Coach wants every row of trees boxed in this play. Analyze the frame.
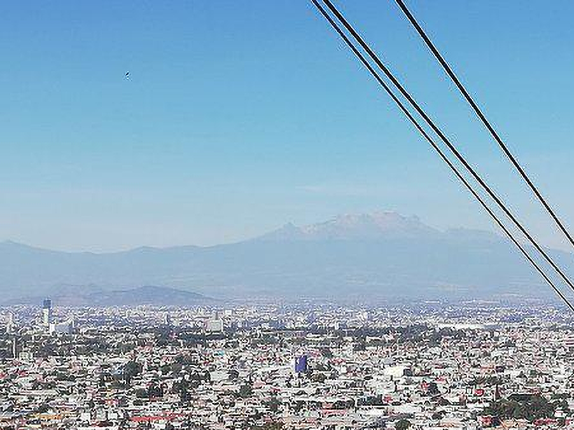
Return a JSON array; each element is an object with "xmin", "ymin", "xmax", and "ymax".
[{"xmin": 484, "ymin": 394, "xmax": 569, "ymax": 422}]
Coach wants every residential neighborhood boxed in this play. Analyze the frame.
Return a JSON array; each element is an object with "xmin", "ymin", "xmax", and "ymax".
[{"xmin": 0, "ymin": 301, "xmax": 572, "ymax": 429}]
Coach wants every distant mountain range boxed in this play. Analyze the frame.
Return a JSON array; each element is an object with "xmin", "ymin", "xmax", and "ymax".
[
  {"xmin": 1, "ymin": 211, "xmax": 571, "ymax": 303},
  {"xmin": 6, "ymin": 285, "xmax": 213, "ymax": 307},
  {"xmin": 258, "ymin": 212, "xmax": 439, "ymax": 241}
]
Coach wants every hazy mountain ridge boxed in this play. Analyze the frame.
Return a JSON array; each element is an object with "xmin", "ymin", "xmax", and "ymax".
[
  {"xmin": 6, "ymin": 285, "xmax": 213, "ymax": 307},
  {"xmin": 0, "ymin": 212, "xmax": 570, "ymax": 301},
  {"xmin": 257, "ymin": 212, "xmax": 440, "ymax": 241}
]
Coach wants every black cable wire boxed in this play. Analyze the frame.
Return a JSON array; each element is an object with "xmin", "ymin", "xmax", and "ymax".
[
  {"xmin": 309, "ymin": 0, "xmax": 574, "ymax": 310},
  {"xmin": 318, "ymin": 0, "xmax": 574, "ymax": 297},
  {"xmin": 394, "ymin": 0, "xmax": 574, "ymax": 253}
]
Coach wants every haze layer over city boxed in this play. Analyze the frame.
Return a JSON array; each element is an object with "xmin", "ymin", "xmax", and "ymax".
[{"xmin": 2, "ymin": 1, "xmax": 574, "ymax": 430}]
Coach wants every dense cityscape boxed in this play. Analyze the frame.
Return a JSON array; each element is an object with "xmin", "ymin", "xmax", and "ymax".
[
  {"xmin": 4, "ymin": 0, "xmax": 574, "ymax": 430},
  {"xmin": 0, "ymin": 300, "xmax": 573, "ymax": 429}
]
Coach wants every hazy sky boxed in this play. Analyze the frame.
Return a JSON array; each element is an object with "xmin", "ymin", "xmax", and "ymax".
[{"xmin": 2, "ymin": 1, "xmax": 574, "ymax": 252}]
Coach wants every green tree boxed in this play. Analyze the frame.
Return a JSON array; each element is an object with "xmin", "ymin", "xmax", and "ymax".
[
  {"xmin": 484, "ymin": 394, "xmax": 556, "ymax": 422},
  {"xmin": 395, "ymin": 419, "xmax": 411, "ymax": 430},
  {"xmin": 123, "ymin": 361, "xmax": 142, "ymax": 384},
  {"xmin": 239, "ymin": 383, "xmax": 253, "ymax": 398}
]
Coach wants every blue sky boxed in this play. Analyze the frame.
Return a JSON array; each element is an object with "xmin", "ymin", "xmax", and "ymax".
[{"xmin": 2, "ymin": 0, "xmax": 574, "ymax": 252}]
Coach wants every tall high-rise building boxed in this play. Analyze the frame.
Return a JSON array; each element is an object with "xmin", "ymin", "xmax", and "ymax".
[
  {"xmin": 42, "ymin": 298, "xmax": 52, "ymax": 326},
  {"xmin": 205, "ymin": 311, "xmax": 224, "ymax": 333},
  {"xmin": 11, "ymin": 337, "xmax": 17, "ymax": 359},
  {"xmin": 295, "ymin": 355, "xmax": 308, "ymax": 373},
  {"xmin": 163, "ymin": 312, "xmax": 172, "ymax": 326},
  {"xmin": 6, "ymin": 312, "xmax": 15, "ymax": 334}
]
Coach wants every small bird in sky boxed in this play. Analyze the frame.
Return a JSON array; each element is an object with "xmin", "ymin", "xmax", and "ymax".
[{"xmin": 125, "ymin": 71, "xmax": 130, "ymax": 79}]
